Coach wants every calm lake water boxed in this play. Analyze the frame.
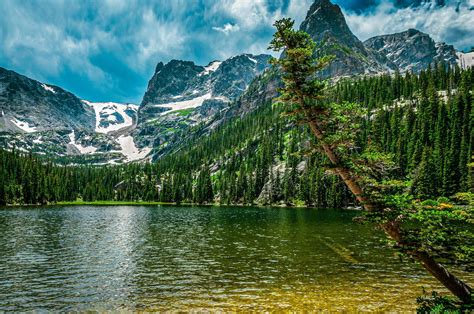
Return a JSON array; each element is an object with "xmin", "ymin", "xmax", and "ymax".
[{"xmin": 0, "ymin": 205, "xmax": 471, "ymax": 311}]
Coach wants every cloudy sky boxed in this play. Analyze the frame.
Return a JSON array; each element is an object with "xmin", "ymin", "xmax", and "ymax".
[{"xmin": 0, "ymin": 0, "xmax": 472, "ymax": 103}]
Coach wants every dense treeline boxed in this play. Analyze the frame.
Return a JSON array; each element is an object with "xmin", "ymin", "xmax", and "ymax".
[
  {"xmin": 1, "ymin": 65, "xmax": 472, "ymax": 206},
  {"xmin": 334, "ymin": 64, "xmax": 473, "ymax": 198}
]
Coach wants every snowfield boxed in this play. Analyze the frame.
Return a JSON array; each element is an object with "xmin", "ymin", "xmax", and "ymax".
[
  {"xmin": 457, "ymin": 51, "xmax": 474, "ymax": 69},
  {"xmin": 83, "ymin": 100, "xmax": 138, "ymax": 134},
  {"xmin": 117, "ymin": 135, "xmax": 151, "ymax": 162},
  {"xmin": 11, "ymin": 118, "xmax": 37, "ymax": 133},
  {"xmin": 33, "ymin": 137, "xmax": 43, "ymax": 144},
  {"xmin": 199, "ymin": 61, "xmax": 222, "ymax": 76},
  {"xmin": 68, "ymin": 131, "xmax": 97, "ymax": 154},
  {"xmin": 247, "ymin": 56, "xmax": 257, "ymax": 63},
  {"xmin": 154, "ymin": 93, "xmax": 212, "ymax": 114},
  {"xmin": 41, "ymin": 83, "xmax": 56, "ymax": 94}
]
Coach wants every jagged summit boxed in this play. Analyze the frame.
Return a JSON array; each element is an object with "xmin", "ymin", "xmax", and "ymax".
[
  {"xmin": 0, "ymin": 67, "xmax": 95, "ymax": 133},
  {"xmin": 134, "ymin": 53, "xmax": 271, "ymax": 155},
  {"xmin": 299, "ymin": 0, "xmax": 395, "ymax": 77},
  {"xmin": 364, "ymin": 28, "xmax": 458, "ymax": 72},
  {"xmin": 141, "ymin": 54, "xmax": 270, "ymax": 107},
  {"xmin": 301, "ymin": 0, "xmax": 362, "ymax": 51}
]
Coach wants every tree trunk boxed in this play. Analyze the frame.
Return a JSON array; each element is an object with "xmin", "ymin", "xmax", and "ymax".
[
  {"xmin": 305, "ymin": 116, "xmax": 472, "ymax": 303},
  {"xmin": 416, "ymin": 251, "xmax": 472, "ymax": 303}
]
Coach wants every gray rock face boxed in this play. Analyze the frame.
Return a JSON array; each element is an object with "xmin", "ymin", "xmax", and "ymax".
[
  {"xmin": 364, "ymin": 29, "xmax": 458, "ymax": 72},
  {"xmin": 141, "ymin": 60, "xmax": 205, "ymax": 107},
  {"xmin": 140, "ymin": 54, "xmax": 271, "ymax": 108},
  {"xmin": 211, "ymin": 54, "xmax": 271, "ymax": 99},
  {"xmin": 0, "ymin": 67, "xmax": 95, "ymax": 133},
  {"xmin": 300, "ymin": 0, "xmax": 396, "ymax": 77},
  {"xmin": 0, "ymin": 68, "xmax": 147, "ymax": 164},
  {"xmin": 135, "ymin": 53, "xmax": 272, "ymax": 154}
]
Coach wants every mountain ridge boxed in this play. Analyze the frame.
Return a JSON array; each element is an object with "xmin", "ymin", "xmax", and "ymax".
[
  {"xmin": 364, "ymin": 28, "xmax": 458, "ymax": 72},
  {"xmin": 0, "ymin": 0, "xmax": 472, "ymax": 164}
]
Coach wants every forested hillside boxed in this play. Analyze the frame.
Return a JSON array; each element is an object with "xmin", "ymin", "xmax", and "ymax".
[{"xmin": 1, "ymin": 65, "xmax": 472, "ymax": 206}]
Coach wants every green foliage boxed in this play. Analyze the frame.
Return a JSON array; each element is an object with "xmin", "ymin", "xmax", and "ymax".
[
  {"xmin": 269, "ymin": 18, "xmax": 332, "ymax": 117},
  {"xmin": 175, "ymin": 108, "xmax": 194, "ymax": 116},
  {"xmin": 452, "ymin": 192, "xmax": 474, "ymax": 206},
  {"xmin": 406, "ymin": 202, "xmax": 473, "ymax": 270},
  {"xmin": 416, "ymin": 291, "xmax": 462, "ymax": 313}
]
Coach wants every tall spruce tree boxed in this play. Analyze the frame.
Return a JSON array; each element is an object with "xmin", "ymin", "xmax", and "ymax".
[{"xmin": 269, "ymin": 18, "xmax": 472, "ymax": 304}]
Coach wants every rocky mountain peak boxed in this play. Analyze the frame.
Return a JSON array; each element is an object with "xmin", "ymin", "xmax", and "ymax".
[
  {"xmin": 364, "ymin": 28, "xmax": 458, "ymax": 73},
  {"xmin": 301, "ymin": 0, "xmax": 362, "ymax": 51},
  {"xmin": 135, "ymin": 53, "xmax": 271, "ymax": 156},
  {"xmin": 0, "ymin": 67, "xmax": 95, "ymax": 133},
  {"xmin": 300, "ymin": 0, "xmax": 394, "ymax": 77},
  {"xmin": 141, "ymin": 54, "xmax": 271, "ymax": 107},
  {"xmin": 141, "ymin": 60, "xmax": 205, "ymax": 106}
]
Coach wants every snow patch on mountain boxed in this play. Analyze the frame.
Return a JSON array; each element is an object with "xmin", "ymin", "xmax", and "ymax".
[
  {"xmin": 33, "ymin": 137, "xmax": 43, "ymax": 144},
  {"xmin": 117, "ymin": 135, "xmax": 151, "ymax": 162},
  {"xmin": 457, "ymin": 51, "xmax": 474, "ymax": 69},
  {"xmin": 68, "ymin": 131, "xmax": 97, "ymax": 154},
  {"xmin": 41, "ymin": 83, "xmax": 56, "ymax": 94},
  {"xmin": 247, "ymin": 56, "xmax": 257, "ymax": 63},
  {"xmin": 154, "ymin": 93, "xmax": 213, "ymax": 114},
  {"xmin": 83, "ymin": 101, "xmax": 138, "ymax": 134},
  {"xmin": 11, "ymin": 118, "xmax": 37, "ymax": 133},
  {"xmin": 198, "ymin": 61, "xmax": 222, "ymax": 76}
]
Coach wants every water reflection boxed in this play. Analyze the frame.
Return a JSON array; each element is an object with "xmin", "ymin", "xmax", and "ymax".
[{"xmin": 0, "ymin": 206, "xmax": 471, "ymax": 311}]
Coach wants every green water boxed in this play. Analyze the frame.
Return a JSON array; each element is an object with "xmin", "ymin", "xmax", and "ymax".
[{"xmin": 0, "ymin": 206, "xmax": 471, "ymax": 311}]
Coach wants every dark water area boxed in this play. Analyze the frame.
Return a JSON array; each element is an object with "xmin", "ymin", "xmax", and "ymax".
[{"xmin": 0, "ymin": 205, "xmax": 471, "ymax": 311}]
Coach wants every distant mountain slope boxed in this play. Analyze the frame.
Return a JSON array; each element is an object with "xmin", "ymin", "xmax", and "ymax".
[
  {"xmin": 0, "ymin": 68, "xmax": 147, "ymax": 163},
  {"xmin": 0, "ymin": 54, "xmax": 273, "ymax": 164},
  {"xmin": 364, "ymin": 29, "xmax": 458, "ymax": 72},
  {"xmin": 0, "ymin": 67, "xmax": 95, "ymax": 133},
  {"xmin": 141, "ymin": 54, "xmax": 270, "ymax": 108},
  {"xmin": 134, "ymin": 53, "xmax": 272, "ymax": 155}
]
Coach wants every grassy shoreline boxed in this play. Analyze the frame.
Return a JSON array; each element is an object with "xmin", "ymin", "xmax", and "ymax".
[
  {"xmin": 2, "ymin": 200, "xmax": 331, "ymax": 209},
  {"xmin": 55, "ymin": 201, "xmax": 176, "ymax": 206},
  {"xmin": 1, "ymin": 200, "xmax": 176, "ymax": 207}
]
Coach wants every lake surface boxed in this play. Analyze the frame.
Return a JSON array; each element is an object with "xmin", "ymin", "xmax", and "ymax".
[{"xmin": 0, "ymin": 206, "xmax": 471, "ymax": 311}]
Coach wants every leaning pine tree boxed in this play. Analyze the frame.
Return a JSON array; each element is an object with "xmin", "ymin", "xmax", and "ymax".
[{"xmin": 269, "ymin": 18, "xmax": 472, "ymax": 306}]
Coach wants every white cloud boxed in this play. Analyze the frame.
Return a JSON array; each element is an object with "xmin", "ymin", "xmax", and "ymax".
[
  {"xmin": 0, "ymin": 1, "xmax": 110, "ymax": 83},
  {"xmin": 208, "ymin": 0, "xmax": 310, "ymax": 31},
  {"xmin": 0, "ymin": 0, "xmax": 190, "ymax": 94},
  {"xmin": 203, "ymin": 0, "xmax": 312, "ymax": 60},
  {"xmin": 212, "ymin": 23, "xmax": 240, "ymax": 34},
  {"xmin": 343, "ymin": 0, "xmax": 474, "ymax": 51},
  {"xmin": 130, "ymin": 8, "xmax": 187, "ymax": 70},
  {"xmin": 211, "ymin": 0, "xmax": 271, "ymax": 29},
  {"xmin": 0, "ymin": 0, "xmax": 311, "ymax": 90}
]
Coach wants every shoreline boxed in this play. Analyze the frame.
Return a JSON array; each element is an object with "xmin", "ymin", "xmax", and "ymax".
[{"xmin": 1, "ymin": 200, "xmax": 363, "ymax": 210}]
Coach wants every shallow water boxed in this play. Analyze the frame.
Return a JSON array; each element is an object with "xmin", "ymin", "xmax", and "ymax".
[{"xmin": 0, "ymin": 206, "xmax": 471, "ymax": 311}]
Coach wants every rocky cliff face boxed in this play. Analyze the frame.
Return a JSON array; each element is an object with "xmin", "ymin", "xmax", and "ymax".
[
  {"xmin": 300, "ymin": 0, "xmax": 396, "ymax": 77},
  {"xmin": 134, "ymin": 54, "xmax": 272, "ymax": 153},
  {"xmin": 364, "ymin": 29, "xmax": 458, "ymax": 73},
  {"xmin": 140, "ymin": 54, "xmax": 271, "ymax": 110},
  {"xmin": 0, "ymin": 68, "xmax": 148, "ymax": 164},
  {"xmin": 0, "ymin": 67, "xmax": 95, "ymax": 133}
]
